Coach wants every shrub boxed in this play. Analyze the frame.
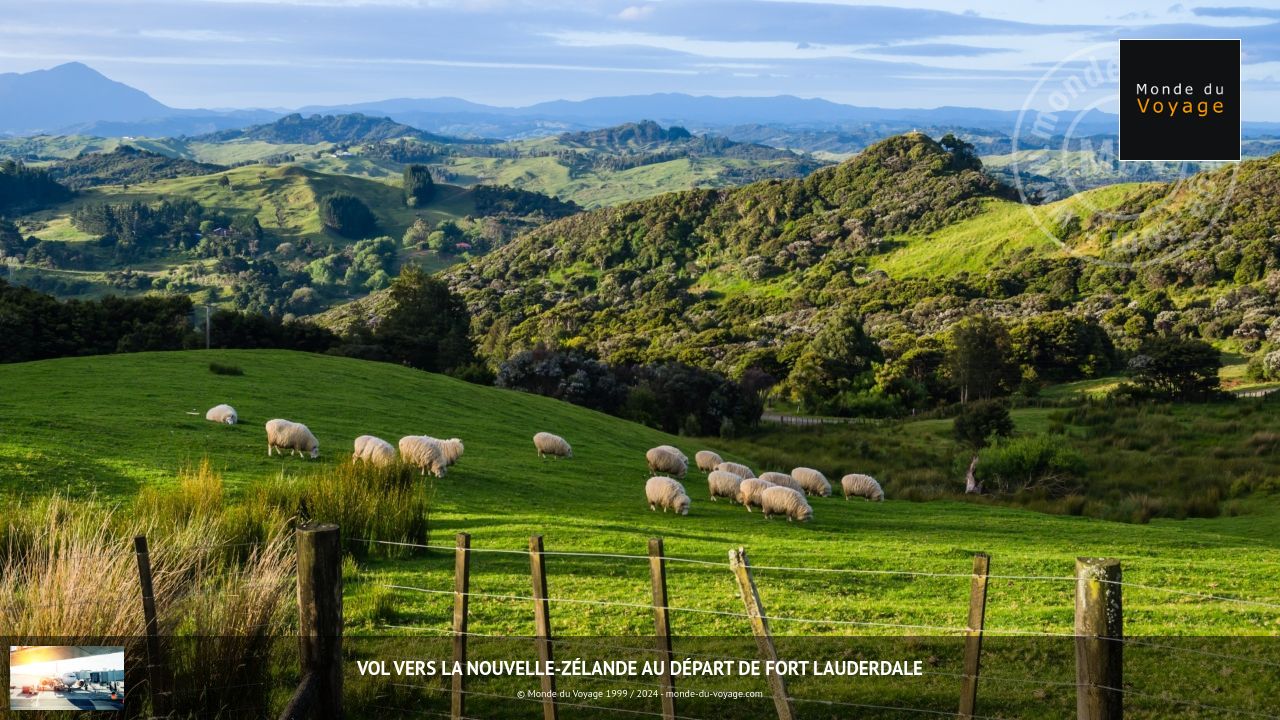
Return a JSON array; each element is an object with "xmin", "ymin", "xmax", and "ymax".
[{"xmin": 971, "ymin": 435, "xmax": 1087, "ymax": 496}]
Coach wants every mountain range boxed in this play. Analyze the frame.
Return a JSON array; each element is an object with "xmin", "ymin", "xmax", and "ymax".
[{"xmin": 21, "ymin": 61, "xmax": 1280, "ymax": 143}]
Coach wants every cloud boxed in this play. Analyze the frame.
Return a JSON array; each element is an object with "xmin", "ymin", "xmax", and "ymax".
[
  {"xmin": 868, "ymin": 43, "xmax": 1014, "ymax": 57},
  {"xmin": 1192, "ymin": 6, "xmax": 1280, "ymax": 19},
  {"xmin": 618, "ymin": 5, "xmax": 653, "ymax": 21}
]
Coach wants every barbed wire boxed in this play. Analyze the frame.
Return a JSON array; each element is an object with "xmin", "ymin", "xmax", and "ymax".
[{"xmin": 351, "ymin": 538, "xmax": 728, "ymax": 567}]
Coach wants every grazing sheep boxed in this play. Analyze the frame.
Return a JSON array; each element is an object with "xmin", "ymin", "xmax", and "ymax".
[
  {"xmin": 353, "ymin": 435, "xmax": 396, "ymax": 467},
  {"xmin": 695, "ymin": 450, "xmax": 723, "ymax": 473},
  {"xmin": 533, "ymin": 432, "xmax": 573, "ymax": 459},
  {"xmin": 645, "ymin": 476, "xmax": 691, "ymax": 515},
  {"xmin": 205, "ymin": 404, "xmax": 238, "ymax": 425},
  {"xmin": 841, "ymin": 473, "xmax": 884, "ymax": 502},
  {"xmin": 760, "ymin": 486, "xmax": 814, "ymax": 522},
  {"xmin": 791, "ymin": 467, "xmax": 832, "ymax": 497},
  {"xmin": 759, "ymin": 471, "xmax": 803, "ymax": 493},
  {"xmin": 656, "ymin": 445, "xmax": 689, "ymax": 463},
  {"xmin": 737, "ymin": 477, "xmax": 776, "ymax": 512},
  {"xmin": 646, "ymin": 446, "xmax": 688, "ymax": 478},
  {"xmin": 439, "ymin": 438, "xmax": 465, "ymax": 466},
  {"xmin": 716, "ymin": 461, "xmax": 756, "ymax": 479},
  {"xmin": 265, "ymin": 419, "xmax": 319, "ymax": 459},
  {"xmin": 399, "ymin": 435, "xmax": 449, "ymax": 477},
  {"xmin": 707, "ymin": 470, "xmax": 743, "ymax": 503}
]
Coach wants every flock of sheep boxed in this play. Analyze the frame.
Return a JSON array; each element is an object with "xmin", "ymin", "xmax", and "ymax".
[
  {"xmin": 203, "ymin": 407, "xmax": 882, "ymax": 524},
  {"xmin": 640, "ymin": 446, "xmax": 883, "ymax": 523}
]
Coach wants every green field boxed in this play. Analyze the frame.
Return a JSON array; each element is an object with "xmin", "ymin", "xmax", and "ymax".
[{"xmin": 2, "ymin": 349, "xmax": 1277, "ymax": 642}]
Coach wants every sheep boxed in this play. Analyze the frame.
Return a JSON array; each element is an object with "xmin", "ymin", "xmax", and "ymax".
[
  {"xmin": 716, "ymin": 461, "xmax": 756, "ymax": 479},
  {"xmin": 645, "ymin": 476, "xmax": 691, "ymax": 515},
  {"xmin": 791, "ymin": 467, "xmax": 832, "ymax": 497},
  {"xmin": 533, "ymin": 432, "xmax": 573, "ymax": 459},
  {"xmin": 646, "ymin": 446, "xmax": 688, "ymax": 478},
  {"xmin": 760, "ymin": 486, "xmax": 813, "ymax": 522},
  {"xmin": 841, "ymin": 473, "xmax": 884, "ymax": 502},
  {"xmin": 399, "ymin": 435, "xmax": 449, "ymax": 477},
  {"xmin": 707, "ymin": 470, "xmax": 743, "ymax": 503},
  {"xmin": 737, "ymin": 477, "xmax": 776, "ymax": 512},
  {"xmin": 695, "ymin": 450, "xmax": 723, "ymax": 473},
  {"xmin": 759, "ymin": 471, "xmax": 804, "ymax": 493},
  {"xmin": 205, "ymin": 404, "xmax": 238, "ymax": 425},
  {"xmin": 439, "ymin": 438, "xmax": 465, "ymax": 466},
  {"xmin": 353, "ymin": 435, "xmax": 396, "ymax": 467},
  {"xmin": 656, "ymin": 445, "xmax": 688, "ymax": 463},
  {"xmin": 265, "ymin": 419, "xmax": 319, "ymax": 459}
]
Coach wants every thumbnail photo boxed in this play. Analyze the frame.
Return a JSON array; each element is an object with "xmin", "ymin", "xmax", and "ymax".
[{"xmin": 8, "ymin": 646, "xmax": 125, "ymax": 712}]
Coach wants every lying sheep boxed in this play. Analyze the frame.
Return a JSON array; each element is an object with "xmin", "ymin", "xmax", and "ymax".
[
  {"xmin": 737, "ymin": 477, "xmax": 776, "ymax": 512},
  {"xmin": 695, "ymin": 450, "xmax": 723, "ymax": 473},
  {"xmin": 791, "ymin": 467, "xmax": 832, "ymax": 497},
  {"xmin": 647, "ymin": 446, "xmax": 688, "ymax": 478},
  {"xmin": 533, "ymin": 432, "xmax": 573, "ymax": 459},
  {"xmin": 439, "ymin": 438, "xmax": 465, "ymax": 466},
  {"xmin": 645, "ymin": 476, "xmax": 691, "ymax": 516},
  {"xmin": 716, "ymin": 461, "xmax": 755, "ymax": 479},
  {"xmin": 265, "ymin": 419, "xmax": 319, "ymax": 459},
  {"xmin": 399, "ymin": 435, "xmax": 449, "ymax": 477},
  {"xmin": 353, "ymin": 435, "xmax": 396, "ymax": 467},
  {"xmin": 759, "ymin": 471, "xmax": 804, "ymax": 493},
  {"xmin": 841, "ymin": 473, "xmax": 884, "ymax": 502},
  {"xmin": 707, "ymin": 470, "xmax": 743, "ymax": 503},
  {"xmin": 760, "ymin": 486, "xmax": 813, "ymax": 522},
  {"xmin": 206, "ymin": 404, "xmax": 238, "ymax": 425}
]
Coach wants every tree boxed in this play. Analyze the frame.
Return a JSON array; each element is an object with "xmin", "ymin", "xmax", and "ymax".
[
  {"xmin": 318, "ymin": 192, "xmax": 377, "ymax": 239},
  {"xmin": 403, "ymin": 164, "xmax": 434, "ymax": 207},
  {"xmin": 373, "ymin": 265, "xmax": 476, "ymax": 372},
  {"xmin": 787, "ymin": 307, "xmax": 881, "ymax": 412},
  {"xmin": 944, "ymin": 314, "xmax": 1020, "ymax": 403},
  {"xmin": 1127, "ymin": 336, "xmax": 1221, "ymax": 401},
  {"xmin": 953, "ymin": 399, "xmax": 1014, "ymax": 493}
]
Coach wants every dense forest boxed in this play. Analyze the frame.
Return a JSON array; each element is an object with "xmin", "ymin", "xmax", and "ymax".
[
  {"xmin": 49, "ymin": 146, "xmax": 225, "ymax": 189},
  {"xmin": 0, "ymin": 159, "xmax": 72, "ymax": 214},
  {"xmin": 449, "ymin": 133, "xmax": 1280, "ymax": 415}
]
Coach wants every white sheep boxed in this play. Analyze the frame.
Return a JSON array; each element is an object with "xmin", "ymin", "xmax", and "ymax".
[
  {"xmin": 707, "ymin": 470, "xmax": 743, "ymax": 503},
  {"xmin": 353, "ymin": 435, "xmax": 396, "ymax": 467},
  {"xmin": 533, "ymin": 432, "xmax": 573, "ymax": 459},
  {"xmin": 439, "ymin": 438, "xmax": 465, "ymax": 466},
  {"xmin": 265, "ymin": 419, "xmax": 319, "ymax": 459},
  {"xmin": 205, "ymin": 404, "xmax": 238, "ymax": 425},
  {"xmin": 646, "ymin": 446, "xmax": 688, "ymax": 478},
  {"xmin": 716, "ymin": 461, "xmax": 755, "ymax": 479},
  {"xmin": 841, "ymin": 473, "xmax": 884, "ymax": 502},
  {"xmin": 760, "ymin": 486, "xmax": 813, "ymax": 522},
  {"xmin": 399, "ymin": 435, "xmax": 449, "ymax": 477},
  {"xmin": 695, "ymin": 450, "xmax": 723, "ymax": 473},
  {"xmin": 791, "ymin": 467, "xmax": 832, "ymax": 497},
  {"xmin": 645, "ymin": 476, "xmax": 691, "ymax": 515},
  {"xmin": 656, "ymin": 445, "xmax": 689, "ymax": 463},
  {"xmin": 737, "ymin": 477, "xmax": 776, "ymax": 512},
  {"xmin": 759, "ymin": 471, "xmax": 804, "ymax": 493}
]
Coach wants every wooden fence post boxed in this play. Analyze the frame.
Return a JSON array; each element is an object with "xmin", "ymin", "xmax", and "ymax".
[
  {"xmin": 133, "ymin": 535, "xmax": 168, "ymax": 717},
  {"xmin": 1075, "ymin": 558, "xmax": 1122, "ymax": 720},
  {"xmin": 529, "ymin": 535, "xmax": 558, "ymax": 720},
  {"xmin": 728, "ymin": 547, "xmax": 795, "ymax": 720},
  {"xmin": 452, "ymin": 533, "xmax": 471, "ymax": 720},
  {"xmin": 295, "ymin": 523, "xmax": 343, "ymax": 720},
  {"xmin": 958, "ymin": 552, "xmax": 990, "ymax": 719},
  {"xmin": 648, "ymin": 538, "xmax": 677, "ymax": 720}
]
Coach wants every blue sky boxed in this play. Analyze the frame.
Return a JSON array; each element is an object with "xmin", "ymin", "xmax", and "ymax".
[{"xmin": 1, "ymin": 1, "xmax": 1279, "ymax": 117}]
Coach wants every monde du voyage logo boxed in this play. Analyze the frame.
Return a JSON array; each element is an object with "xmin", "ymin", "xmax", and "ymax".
[{"xmin": 1120, "ymin": 39, "xmax": 1241, "ymax": 161}]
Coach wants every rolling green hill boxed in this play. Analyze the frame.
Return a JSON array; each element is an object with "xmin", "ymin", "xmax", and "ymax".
[{"xmin": 1, "ymin": 348, "xmax": 1278, "ymax": 644}]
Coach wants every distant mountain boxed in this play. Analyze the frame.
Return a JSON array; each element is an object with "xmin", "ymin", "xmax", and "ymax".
[
  {"xmin": 0, "ymin": 63, "xmax": 173, "ymax": 134},
  {"xmin": 195, "ymin": 113, "xmax": 472, "ymax": 145}
]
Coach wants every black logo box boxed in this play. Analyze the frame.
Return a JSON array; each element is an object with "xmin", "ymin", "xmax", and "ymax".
[{"xmin": 1119, "ymin": 39, "xmax": 1241, "ymax": 162}]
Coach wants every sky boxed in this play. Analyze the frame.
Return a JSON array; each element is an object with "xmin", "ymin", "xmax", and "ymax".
[
  {"xmin": 10, "ymin": 650, "xmax": 125, "ymax": 680},
  {"xmin": 1, "ymin": 0, "xmax": 1279, "ymax": 117}
]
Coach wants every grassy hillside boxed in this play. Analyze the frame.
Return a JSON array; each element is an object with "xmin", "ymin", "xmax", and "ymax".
[{"xmin": 1, "ymin": 349, "xmax": 1277, "ymax": 643}]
